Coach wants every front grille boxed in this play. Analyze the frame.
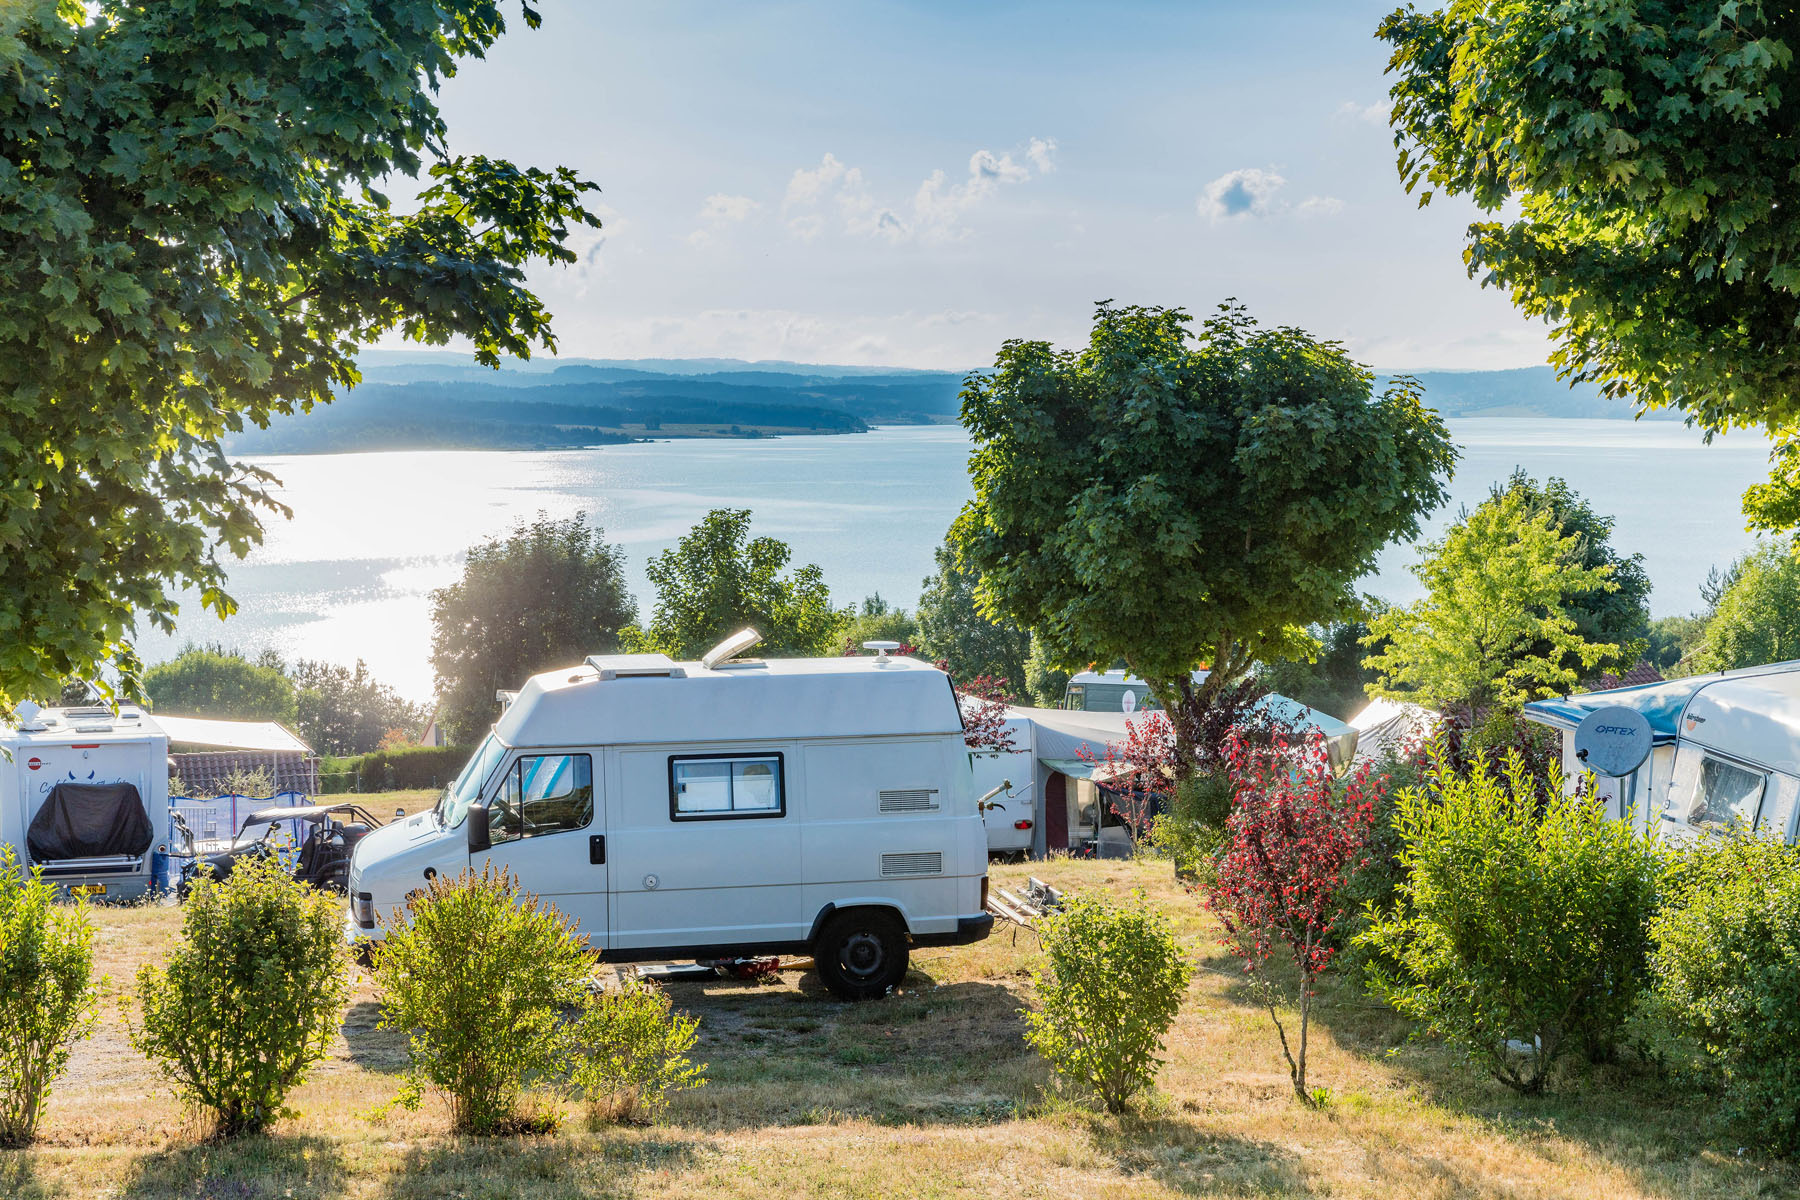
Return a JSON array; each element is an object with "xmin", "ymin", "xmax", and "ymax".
[
  {"xmin": 880, "ymin": 851, "xmax": 943, "ymax": 877},
  {"xmin": 879, "ymin": 788, "xmax": 939, "ymax": 813}
]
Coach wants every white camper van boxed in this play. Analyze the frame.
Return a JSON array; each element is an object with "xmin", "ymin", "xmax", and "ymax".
[
  {"xmin": 348, "ymin": 641, "xmax": 994, "ymax": 999},
  {"xmin": 0, "ymin": 703, "xmax": 169, "ymax": 898}
]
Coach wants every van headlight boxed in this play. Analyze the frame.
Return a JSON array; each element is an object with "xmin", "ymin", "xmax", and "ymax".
[{"xmin": 355, "ymin": 891, "xmax": 374, "ymax": 928}]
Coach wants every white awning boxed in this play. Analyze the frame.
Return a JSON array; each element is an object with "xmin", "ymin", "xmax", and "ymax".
[{"xmin": 155, "ymin": 716, "xmax": 313, "ymax": 754}]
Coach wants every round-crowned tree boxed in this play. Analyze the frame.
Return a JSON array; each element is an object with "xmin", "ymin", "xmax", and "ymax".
[{"xmin": 952, "ymin": 301, "xmax": 1455, "ymax": 761}]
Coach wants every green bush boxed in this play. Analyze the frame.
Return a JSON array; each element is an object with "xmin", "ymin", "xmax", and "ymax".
[
  {"xmin": 1023, "ymin": 892, "xmax": 1189, "ymax": 1113},
  {"xmin": 318, "ymin": 743, "xmax": 470, "ymax": 794},
  {"xmin": 1149, "ymin": 770, "xmax": 1232, "ymax": 883},
  {"xmin": 1649, "ymin": 835, "xmax": 1800, "ymax": 1154},
  {"xmin": 0, "ymin": 848, "xmax": 98, "ymax": 1147},
  {"xmin": 566, "ymin": 979, "xmax": 706, "ymax": 1125},
  {"xmin": 1357, "ymin": 752, "xmax": 1658, "ymax": 1093},
  {"xmin": 372, "ymin": 866, "xmax": 595, "ymax": 1134},
  {"xmin": 1330, "ymin": 746, "xmax": 1430, "ymax": 963},
  {"xmin": 133, "ymin": 853, "xmax": 351, "ymax": 1135}
]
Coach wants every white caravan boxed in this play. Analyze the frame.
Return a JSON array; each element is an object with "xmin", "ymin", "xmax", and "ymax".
[
  {"xmin": 1524, "ymin": 661, "xmax": 1800, "ymax": 844},
  {"xmin": 0, "ymin": 703, "xmax": 169, "ymax": 899},
  {"xmin": 347, "ymin": 640, "xmax": 994, "ymax": 999}
]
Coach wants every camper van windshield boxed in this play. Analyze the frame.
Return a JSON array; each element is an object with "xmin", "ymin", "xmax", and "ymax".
[{"xmin": 438, "ymin": 734, "xmax": 506, "ymax": 829}]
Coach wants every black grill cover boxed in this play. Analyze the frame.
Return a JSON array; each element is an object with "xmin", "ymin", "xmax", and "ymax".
[{"xmin": 28, "ymin": 782, "xmax": 154, "ymax": 861}]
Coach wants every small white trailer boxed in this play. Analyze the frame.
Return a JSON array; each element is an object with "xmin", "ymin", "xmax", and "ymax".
[
  {"xmin": 1524, "ymin": 660, "xmax": 1800, "ymax": 844},
  {"xmin": 347, "ymin": 635, "xmax": 994, "ymax": 999},
  {"xmin": 0, "ymin": 703, "xmax": 169, "ymax": 899}
]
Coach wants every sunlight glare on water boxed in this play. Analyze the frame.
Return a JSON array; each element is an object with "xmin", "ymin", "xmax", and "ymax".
[{"xmin": 137, "ymin": 421, "xmax": 1774, "ymax": 701}]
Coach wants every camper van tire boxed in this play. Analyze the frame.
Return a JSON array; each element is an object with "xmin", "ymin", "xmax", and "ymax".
[{"xmin": 813, "ymin": 908, "xmax": 909, "ymax": 1000}]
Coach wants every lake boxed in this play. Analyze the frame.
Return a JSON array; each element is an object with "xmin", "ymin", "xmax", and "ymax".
[{"xmin": 136, "ymin": 420, "xmax": 1776, "ymax": 701}]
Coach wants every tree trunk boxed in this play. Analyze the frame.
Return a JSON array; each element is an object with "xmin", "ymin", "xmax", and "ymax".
[{"xmin": 1295, "ymin": 984, "xmax": 1311, "ymax": 1104}]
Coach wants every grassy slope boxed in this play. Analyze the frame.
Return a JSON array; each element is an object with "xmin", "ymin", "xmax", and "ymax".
[{"xmin": 5, "ymin": 857, "xmax": 1792, "ymax": 1199}]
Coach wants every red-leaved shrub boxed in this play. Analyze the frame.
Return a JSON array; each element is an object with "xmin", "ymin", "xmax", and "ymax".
[{"xmin": 1205, "ymin": 729, "xmax": 1376, "ymax": 1104}]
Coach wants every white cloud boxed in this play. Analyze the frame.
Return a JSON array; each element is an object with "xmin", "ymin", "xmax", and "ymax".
[
  {"xmin": 1335, "ymin": 99, "xmax": 1391, "ymax": 126},
  {"xmin": 699, "ymin": 193, "xmax": 758, "ymax": 224},
  {"xmin": 785, "ymin": 152, "xmax": 856, "ymax": 207},
  {"xmin": 1197, "ymin": 167, "xmax": 1286, "ymax": 221},
  {"xmin": 1296, "ymin": 195, "xmax": 1345, "ymax": 217},
  {"xmin": 688, "ymin": 193, "xmax": 760, "ymax": 248},
  {"xmin": 784, "ymin": 139, "xmax": 1055, "ymax": 244}
]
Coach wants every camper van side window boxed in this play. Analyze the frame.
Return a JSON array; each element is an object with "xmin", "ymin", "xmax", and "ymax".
[
  {"xmin": 491, "ymin": 754, "xmax": 594, "ymax": 844},
  {"xmin": 669, "ymin": 754, "xmax": 784, "ymax": 821}
]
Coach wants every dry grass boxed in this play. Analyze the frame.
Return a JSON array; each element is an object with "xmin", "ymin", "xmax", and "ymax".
[{"xmin": 4, "ymin": 857, "xmax": 1794, "ymax": 1198}]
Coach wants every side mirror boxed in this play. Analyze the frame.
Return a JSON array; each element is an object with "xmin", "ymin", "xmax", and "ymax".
[{"xmin": 467, "ymin": 804, "xmax": 491, "ymax": 854}]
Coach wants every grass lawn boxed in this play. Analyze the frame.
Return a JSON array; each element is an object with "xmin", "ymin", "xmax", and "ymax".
[{"xmin": 4, "ymin": 856, "xmax": 1794, "ymax": 1199}]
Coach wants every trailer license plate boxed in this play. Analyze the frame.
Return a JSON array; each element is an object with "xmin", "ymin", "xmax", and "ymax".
[{"xmin": 70, "ymin": 884, "xmax": 106, "ymax": 897}]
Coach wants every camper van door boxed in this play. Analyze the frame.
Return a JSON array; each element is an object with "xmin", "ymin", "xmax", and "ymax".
[{"xmin": 477, "ymin": 749, "xmax": 609, "ymax": 948}]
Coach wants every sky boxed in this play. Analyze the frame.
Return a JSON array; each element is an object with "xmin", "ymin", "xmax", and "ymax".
[{"xmin": 395, "ymin": 0, "xmax": 1559, "ymax": 373}]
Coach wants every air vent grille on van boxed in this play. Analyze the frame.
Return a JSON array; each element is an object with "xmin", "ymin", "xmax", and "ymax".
[
  {"xmin": 879, "ymin": 788, "xmax": 939, "ymax": 813},
  {"xmin": 880, "ymin": 851, "xmax": 943, "ymax": 877}
]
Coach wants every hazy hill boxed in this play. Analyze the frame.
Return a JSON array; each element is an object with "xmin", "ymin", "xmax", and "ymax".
[{"xmin": 224, "ymin": 355, "xmax": 1667, "ymax": 454}]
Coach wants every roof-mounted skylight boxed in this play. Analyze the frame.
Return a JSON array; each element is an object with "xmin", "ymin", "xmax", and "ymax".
[
  {"xmin": 584, "ymin": 653, "xmax": 687, "ymax": 680},
  {"xmin": 702, "ymin": 628, "xmax": 763, "ymax": 670}
]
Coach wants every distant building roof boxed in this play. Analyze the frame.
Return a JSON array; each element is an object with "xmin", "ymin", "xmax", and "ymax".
[
  {"xmin": 1586, "ymin": 660, "xmax": 1665, "ymax": 692},
  {"xmin": 156, "ymin": 716, "xmax": 313, "ymax": 755}
]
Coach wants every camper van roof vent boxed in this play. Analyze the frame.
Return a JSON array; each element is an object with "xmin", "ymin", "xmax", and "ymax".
[
  {"xmin": 13, "ymin": 700, "xmax": 50, "ymax": 732},
  {"xmin": 584, "ymin": 653, "xmax": 687, "ymax": 681},
  {"xmin": 701, "ymin": 628, "xmax": 763, "ymax": 670}
]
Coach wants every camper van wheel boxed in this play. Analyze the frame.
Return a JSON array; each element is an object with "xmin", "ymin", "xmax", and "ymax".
[{"xmin": 814, "ymin": 910, "xmax": 908, "ymax": 1001}]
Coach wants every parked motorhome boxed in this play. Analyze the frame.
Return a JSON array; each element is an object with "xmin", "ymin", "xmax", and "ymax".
[
  {"xmin": 0, "ymin": 703, "xmax": 169, "ymax": 899},
  {"xmin": 347, "ymin": 637, "xmax": 993, "ymax": 999},
  {"xmin": 1523, "ymin": 660, "xmax": 1800, "ymax": 843}
]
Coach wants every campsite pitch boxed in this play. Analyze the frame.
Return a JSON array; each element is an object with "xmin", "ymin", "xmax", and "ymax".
[{"xmin": 2, "ymin": 857, "xmax": 1790, "ymax": 1199}]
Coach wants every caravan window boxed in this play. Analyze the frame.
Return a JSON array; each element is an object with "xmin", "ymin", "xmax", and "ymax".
[
  {"xmin": 669, "ymin": 754, "xmax": 784, "ymax": 820},
  {"xmin": 1686, "ymin": 754, "xmax": 1766, "ymax": 832},
  {"xmin": 490, "ymin": 754, "xmax": 593, "ymax": 844}
]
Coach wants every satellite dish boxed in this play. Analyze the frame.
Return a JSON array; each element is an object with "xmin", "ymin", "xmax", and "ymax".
[
  {"xmin": 1574, "ymin": 706, "xmax": 1653, "ymax": 778},
  {"xmin": 701, "ymin": 628, "xmax": 763, "ymax": 670}
]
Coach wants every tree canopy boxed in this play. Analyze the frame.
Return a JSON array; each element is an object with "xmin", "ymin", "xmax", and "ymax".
[
  {"xmin": 838, "ymin": 595, "xmax": 921, "ymax": 656},
  {"xmin": 430, "ymin": 513, "xmax": 635, "ymax": 743},
  {"xmin": 915, "ymin": 541, "xmax": 1032, "ymax": 691},
  {"xmin": 1380, "ymin": 2, "xmax": 1800, "ymax": 530},
  {"xmin": 0, "ymin": 1, "xmax": 598, "ymax": 717},
  {"xmin": 625, "ymin": 509, "xmax": 847, "ymax": 660},
  {"xmin": 1256, "ymin": 618, "xmax": 1379, "ymax": 721},
  {"xmin": 1693, "ymin": 540, "xmax": 1800, "ymax": 672},
  {"xmin": 291, "ymin": 659, "xmax": 427, "ymax": 757},
  {"xmin": 143, "ymin": 645, "xmax": 297, "ymax": 725},
  {"xmin": 1490, "ymin": 470, "xmax": 1651, "ymax": 675},
  {"xmin": 952, "ymin": 301, "xmax": 1455, "ymax": 716},
  {"xmin": 1366, "ymin": 486, "xmax": 1621, "ymax": 711}
]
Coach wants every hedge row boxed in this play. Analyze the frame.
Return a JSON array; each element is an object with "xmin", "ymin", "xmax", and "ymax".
[{"xmin": 318, "ymin": 744, "xmax": 471, "ymax": 793}]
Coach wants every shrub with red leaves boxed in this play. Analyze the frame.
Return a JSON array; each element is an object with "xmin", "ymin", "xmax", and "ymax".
[
  {"xmin": 1204, "ymin": 728, "xmax": 1377, "ymax": 1105},
  {"xmin": 956, "ymin": 673, "xmax": 1018, "ymax": 754}
]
